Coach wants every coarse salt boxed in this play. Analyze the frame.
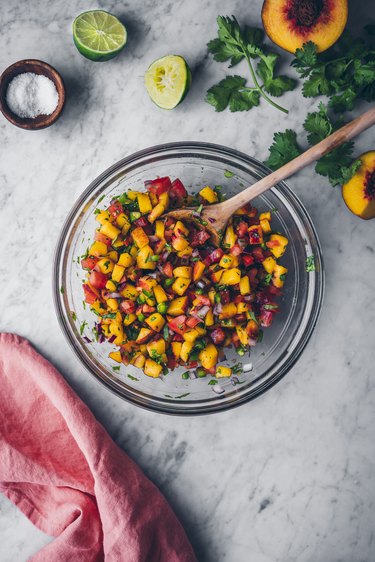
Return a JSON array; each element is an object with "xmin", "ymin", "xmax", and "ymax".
[{"xmin": 6, "ymin": 72, "xmax": 59, "ymax": 119}]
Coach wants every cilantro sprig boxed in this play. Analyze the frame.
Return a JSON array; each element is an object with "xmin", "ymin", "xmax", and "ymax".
[
  {"xmin": 265, "ymin": 103, "xmax": 361, "ymax": 187},
  {"xmin": 206, "ymin": 16, "xmax": 296, "ymax": 114},
  {"xmin": 292, "ymin": 28, "xmax": 375, "ymax": 110}
]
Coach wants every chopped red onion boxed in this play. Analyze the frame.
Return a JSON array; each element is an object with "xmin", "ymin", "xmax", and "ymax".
[
  {"xmin": 107, "ymin": 292, "xmax": 122, "ymax": 298},
  {"xmin": 83, "ymin": 336, "xmax": 92, "ymax": 343},
  {"xmin": 108, "ymin": 335, "xmax": 116, "ymax": 343},
  {"xmin": 212, "ymin": 384, "xmax": 225, "ymax": 394},
  {"xmin": 197, "ymin": 305, "xmax": 210, "ymax": 318},
  {"xmin": 213, "ymin": 303, "xmax": 223, "ymax": 315}
]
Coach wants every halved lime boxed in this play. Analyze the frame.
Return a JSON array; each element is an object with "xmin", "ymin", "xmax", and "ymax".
[
  {"xmin": 73, "ymin": 10, "xmax": 127, "ymax": 62},
  {"xmin": 145, "ymin": 55, "xmax": 192, "ymax": 109}
]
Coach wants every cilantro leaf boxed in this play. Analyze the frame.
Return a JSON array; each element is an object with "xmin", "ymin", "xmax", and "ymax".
[
  {"xmin": 207, "ymin": 37, "xmax": 243, "ymax": 67},
  {"xmin": 292, "ymin": 31, "xmax": 375, "ymax": 111},
  {"xmin": 206, "ymin": 75, "xmax": 260, "ymax": 112},
  {"xmin": 206, "ymin": 15, "xmax": 294, "ymax": 113},
  {"xmin": 256, "ymin": 53, "xmax": 296, "ymax": 97},
  {"xmin": 302, "ymin": 71, "xmax": 331, "ymax": 97},
  {"xmin": 264, "ymin": 130, "xmax": 302, "ymax": 170},
  {"xmin": 303, "ymin": 103, "xmax": 332, "ymax": 145},
  {"xmin": 315, "ymin": 142, "xmax": 357, "ymax": 187},
  {"xmin": 328, "ymin": 88, "xmax": 358, "ymax": 113},
  {"xmin": 292, "ymin": 41, "xmax": 318, "ymax": 77},
  {"xmin": 229, "ymin": 89, "xmax": 260, "ymax": 112}
]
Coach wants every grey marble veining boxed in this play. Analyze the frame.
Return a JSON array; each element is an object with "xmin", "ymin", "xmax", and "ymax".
[{"xmin": 0, "ymin": 1, "xmax": 374, "ymax": 561}]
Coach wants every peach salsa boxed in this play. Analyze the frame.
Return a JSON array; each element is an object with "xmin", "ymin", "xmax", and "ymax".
[{"xmin": 80, "ymin": 176, "xmax": 288, "ymax": 380}]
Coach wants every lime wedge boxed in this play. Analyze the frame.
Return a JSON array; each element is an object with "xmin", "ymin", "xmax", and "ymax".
[
  {"xmin": 145, "ymin": 55, "xmax": 192, "ymax": 109},
  {"xmin": 73, "ymin": 10, "xmax": 127, "ymax": 61}
]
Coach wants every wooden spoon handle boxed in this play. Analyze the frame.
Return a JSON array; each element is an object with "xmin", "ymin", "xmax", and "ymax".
[{"xmin": 220, "ymin": 106, "xmax": 375, "ymax": 216}]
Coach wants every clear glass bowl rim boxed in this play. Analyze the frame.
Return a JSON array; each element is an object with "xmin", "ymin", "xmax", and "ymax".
[{"xmin": 53, "ymin": 141, "xmax": 325, "ymax": 415}]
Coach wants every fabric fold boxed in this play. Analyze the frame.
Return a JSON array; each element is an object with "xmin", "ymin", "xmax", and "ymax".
[{"xmin": 0, "ymin": 333, "xmax": 196, "ymax": 562}]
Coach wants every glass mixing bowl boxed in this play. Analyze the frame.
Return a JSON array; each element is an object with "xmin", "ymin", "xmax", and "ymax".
[{"xmin": 53, "ymin": 142, "xmax": 324, "ymax": 415}]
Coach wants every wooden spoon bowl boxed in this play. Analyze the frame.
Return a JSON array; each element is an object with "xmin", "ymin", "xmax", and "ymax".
[{"xmin": 0, "ymin": 59, "xmax": 65, "ymax": 130}]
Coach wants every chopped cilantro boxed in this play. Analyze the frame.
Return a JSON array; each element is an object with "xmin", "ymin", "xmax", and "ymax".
[
  {"xmin": 71, "ymin": 311, "xmax": 77, "ymax": 321},
  {"xmin": 232, "ymin": 363, "xmax": 244, "ymax": 375},
  {"xmin": 112, "ymin": 366, "xmax": 121, "ymax": 372},
  {"xmin": 79, "ymin": 320, "xmax": 88, "ymax": 335},
  {"xmin": 306, "ymin": 255, "xmax": 316, "ymax": 272},
  {"xmin": 224, "ymin": 169, "xmax": 234, "ymax": 178},
  {"xmin": 97, "ymin": 194, "xmax": 105, "ymax": 204},
  {"xmin": 208, "ymin": 380, "xmax": 218, "ymax": 385},
  {"xmin": 128, "ymin": 374, "xmax": 139, "ymax": 381}
]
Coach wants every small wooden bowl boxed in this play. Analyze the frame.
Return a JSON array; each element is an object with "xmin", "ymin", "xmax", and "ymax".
[{"xmin": 0, "ymin": 59, "xmax": 65, "ymax": 130}]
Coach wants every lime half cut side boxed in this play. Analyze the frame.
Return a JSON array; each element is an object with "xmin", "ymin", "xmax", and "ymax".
[
  {"xmin": 145, "ymin": 55, "xmax": 192, "ymax": 109},
  {"xmin": 73, "ymin": 10, "xmax": 127, "ymax": 61}
]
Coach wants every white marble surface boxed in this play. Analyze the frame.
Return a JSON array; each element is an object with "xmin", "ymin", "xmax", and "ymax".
[{"xmin": 1, "ymin": 1, "xmax": 374, "ymax": 560}]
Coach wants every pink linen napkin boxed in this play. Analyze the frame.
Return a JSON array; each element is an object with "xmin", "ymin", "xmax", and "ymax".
[{"xmin": 0, "ymin": 333, "xmax": 197, "ymax": 562}]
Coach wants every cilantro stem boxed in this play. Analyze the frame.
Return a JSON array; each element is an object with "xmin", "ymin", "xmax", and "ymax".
[{"xmin": 244, "ymin": 52, "xmax": 288, "ymax": 114}]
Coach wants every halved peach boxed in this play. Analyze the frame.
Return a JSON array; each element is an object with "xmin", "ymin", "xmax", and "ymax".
[
  {"xmin": 261, "ymin": 0, "xmax": 348, "ymax": 53},
  {"xmin": 342, "ymin": 151, "xmax": 375, "ymax": 220}
]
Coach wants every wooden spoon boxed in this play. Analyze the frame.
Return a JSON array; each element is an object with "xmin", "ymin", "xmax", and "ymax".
[{"xmin": 164, "ymin": 106, "xmax": 375, "ymax": 245}]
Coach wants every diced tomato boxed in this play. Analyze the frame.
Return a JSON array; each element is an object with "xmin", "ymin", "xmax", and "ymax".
[
  {"xmin": 236, "ymin": 221, "xmax": 248, "ymax": 237},
  {"xmin": 94, "ymin": 231, "xmax": 112, "ymax": 246},
  {"xmin": 134, "ymin": 216, "xmax": 149, "ymax": 228},
  {"xmin": 164, "ymin": 229, "xmax": 173, "ymax": 242},
  {"xmin": 168, "ymin": 315, "xmax": 187, "ymax": 335},
  {"xmin": 247, "ymin": 206, "xmax": 258, "ymax": 218},
  {"xmin": 193, "ymin": 295, "xmax": 211, "ymax": 306},
  {"xmin": 172, "ymin": 333, "xmax": 184, "ymax": 342},
  {"xmin": 83, "ymin": 283, "xmax": 98, "ymax": 304},
  {"xmin": 251, "ymin": 247, "xmax": 265, "ymax": 262},
  {"xmin": 259, "ymin": 309, "xmax": 274, "ymax": 327},
  {"xmin": 120, "ymin": 300, "xmax": 136, "ymax": 314},
  {"xmin": 186, "ymin": 316, "xmax": 202, "ymax": 328},
  {"xmin": 205, "ymin": 367, "xmax": 216, "ymax": 375},
  {"xmin": 248, "ymin": 269, "xmax": 258, "ymax": 285},
  {"xmin": 186, "ymin": 361, "xmax": 198, "ymax": 369},
  {"xmin": 89, "ymin": 270, "xmax": 108, "ymax": 289},
  {"xmin": 210, "ymin": 328, "xmax": 225, "ymax": 345},
  {"xmin": 81, "ymin": 257, "xmax": 98, "ymax": 270},
  {"xmin": 167, "ymin": 355, "xmax": 177, "ymax": 370},
  {"xmin": 242, "ymin": 254, "xmax": 254, "ymax": 267},
  {"xmin": 230, "ymin": 243, "xmax": 243, "ymax": 256},
  {"xmin": 170, "ymin": 178, "xmax": 187, "ymax": 199},
  {"xmin": 142, "ymin": 304, "xmax": 156, "ymax": 314},
  {"xmin": 108, "ymin": 201, "xmax": 123, "ymax": 218},
  {"xmin": 266, "ymin": 240, "xmax": 281, "ymax": 248},
  {"xmin": 204, "ymin": 248, "xmax": 223, "ymax": 265},
  {"xmin": 191, "ymin": 229, "xmax": 211, "ymax": 247},
  {"xmin": 145, "ymin": 176, "xmax": 172, "ymax": 195},
  {"xmin": 220, "ymin": 290, "xmax": 230, "ymax": 304},
  {"xmin": 233, "ymin": 295, "xmax": 244, "ymax": 304},
  {"xmin": 163, "ymin": 262, "xmax": 173, "ymax": 277},
  {"xmin": 164, "ymin": 217, "xmax": 176, "ymax": 228},
  {"xmin": 267, "ymin": 285, "xmax": 282, "ymax": 297}
]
